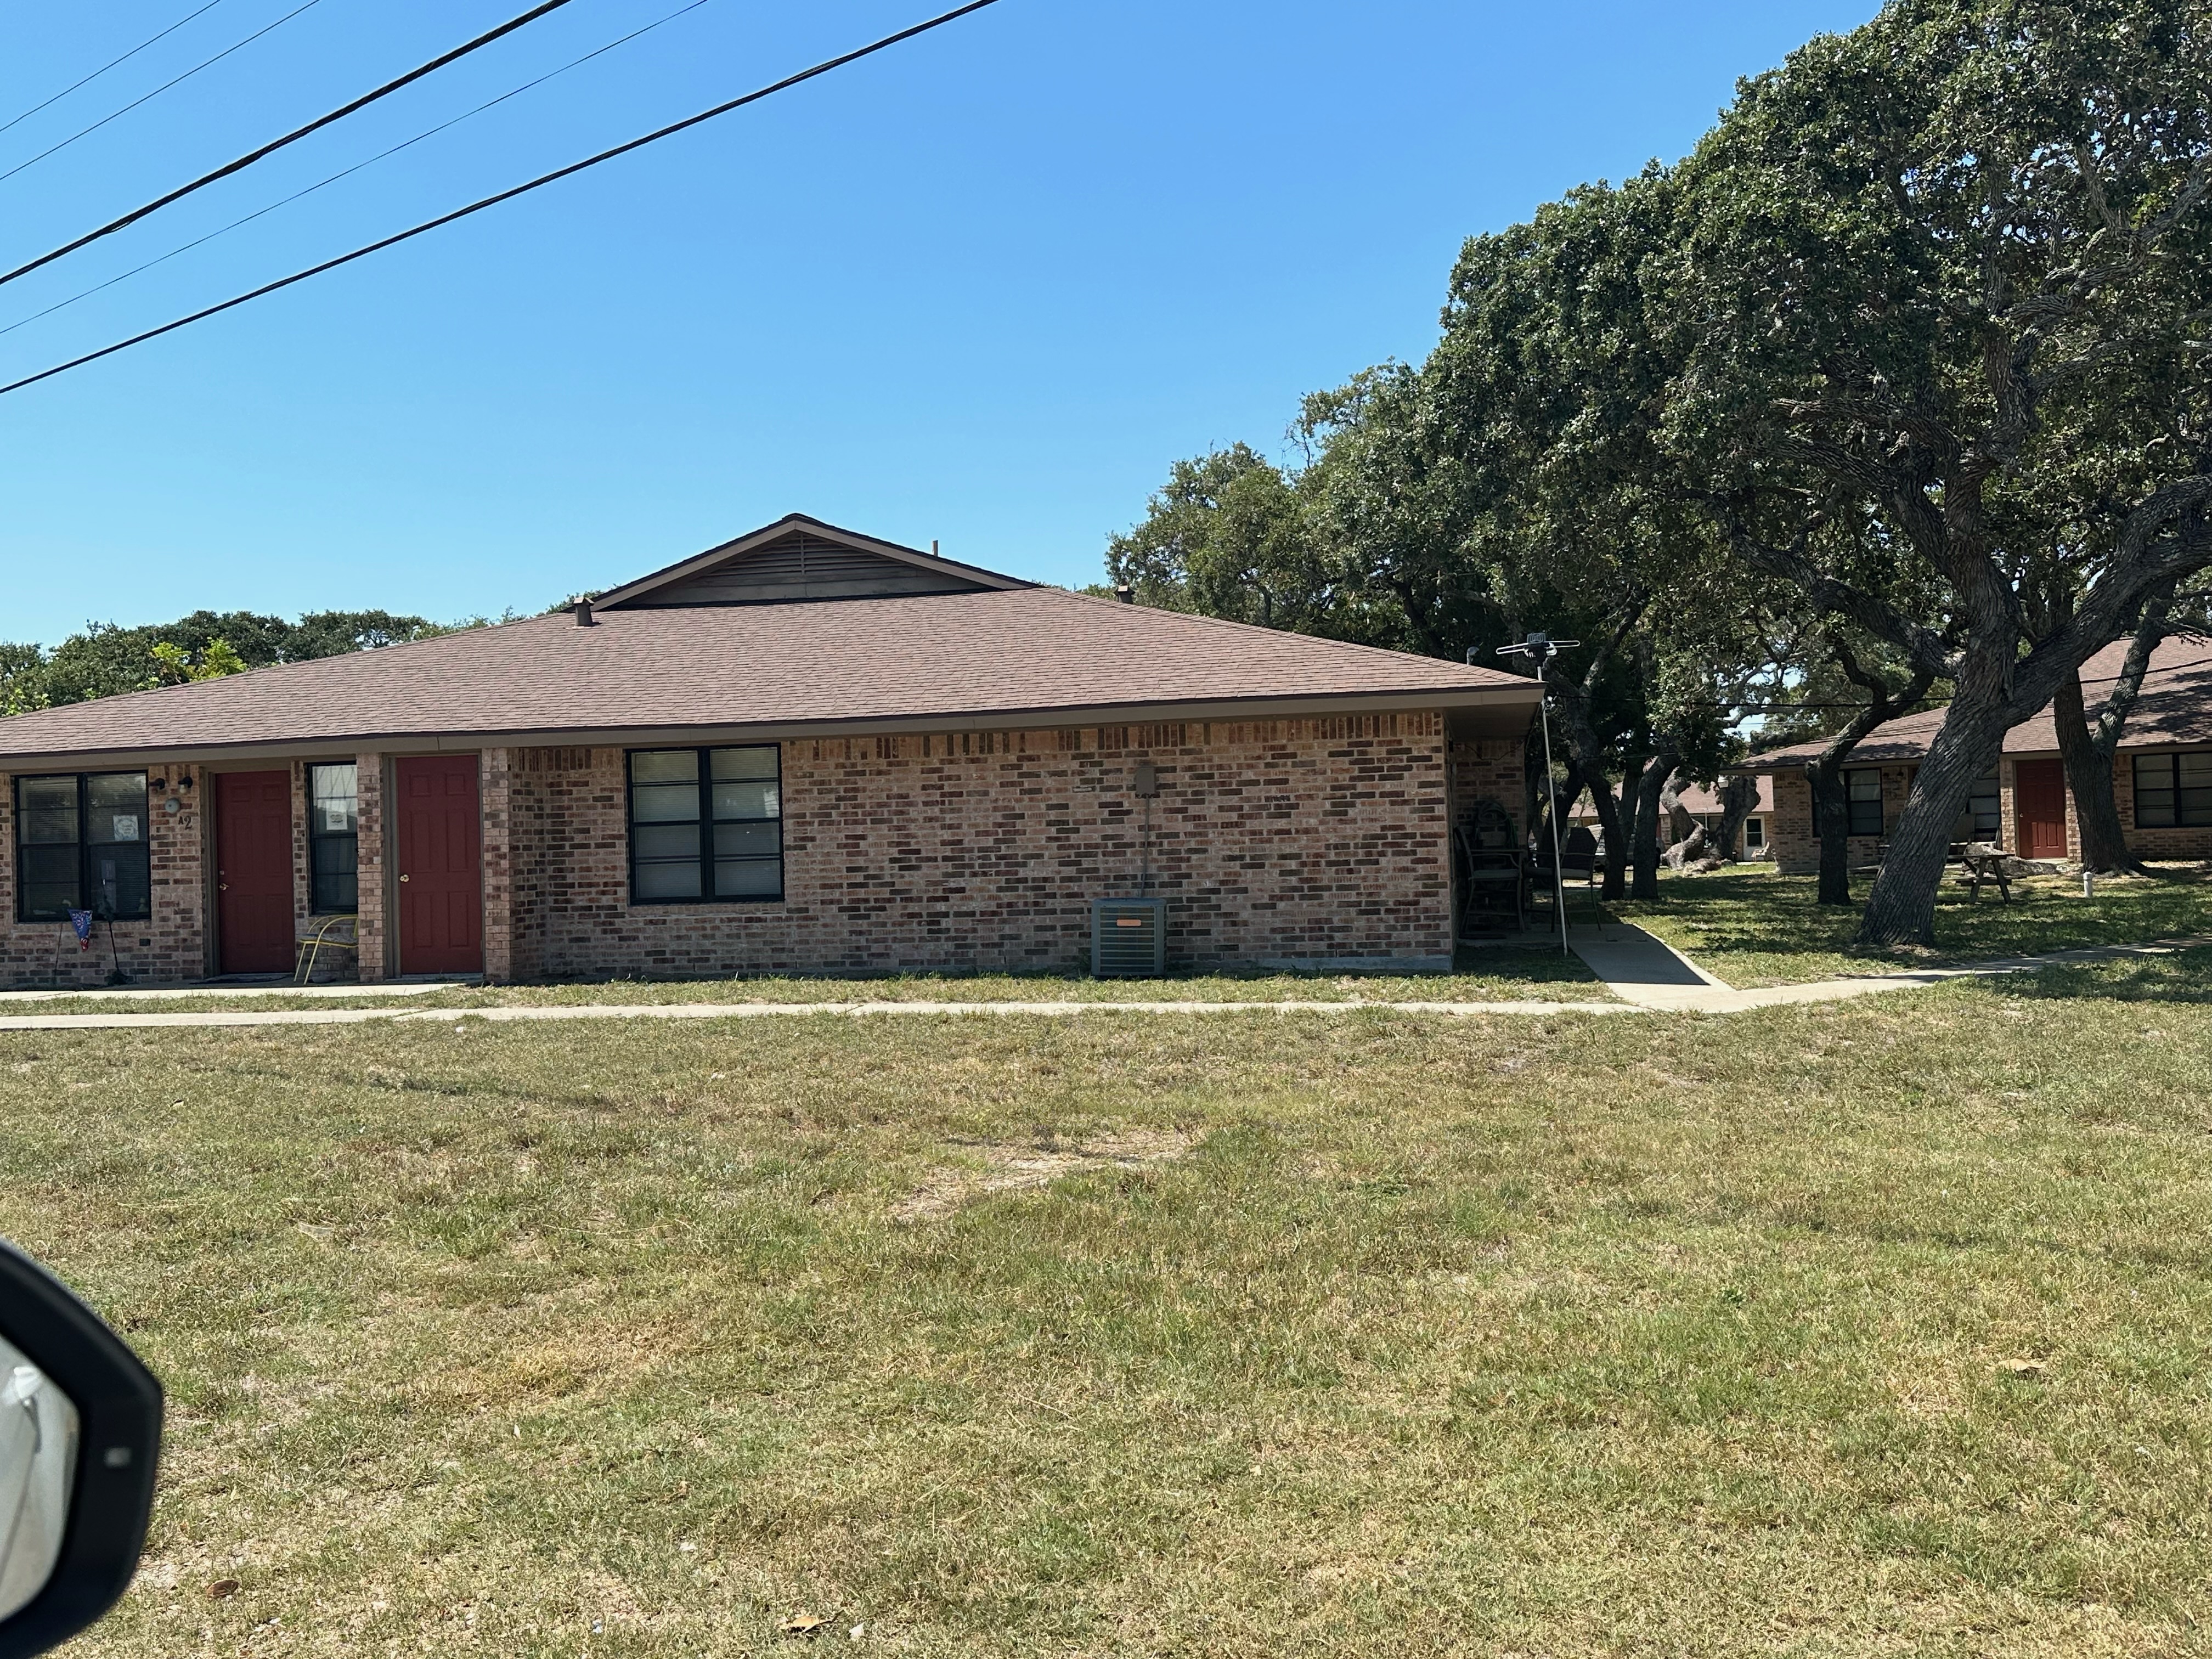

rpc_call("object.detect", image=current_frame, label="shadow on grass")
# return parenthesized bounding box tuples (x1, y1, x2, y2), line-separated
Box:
(1611, 865, 2212, 989)
(1989, 947, 2212, 1005)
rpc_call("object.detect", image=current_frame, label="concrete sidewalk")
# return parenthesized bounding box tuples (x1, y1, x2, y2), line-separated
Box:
(0, 934, 2197, 1031)
(1566, 923, 1731, 1011)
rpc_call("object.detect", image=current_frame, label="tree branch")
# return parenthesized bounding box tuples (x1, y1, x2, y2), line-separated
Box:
(1720, 507, 1955, 679)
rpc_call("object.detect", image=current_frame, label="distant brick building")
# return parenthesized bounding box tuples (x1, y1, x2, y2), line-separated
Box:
(0, 516, 1540, 987)
(1744, 636, 2212, 872)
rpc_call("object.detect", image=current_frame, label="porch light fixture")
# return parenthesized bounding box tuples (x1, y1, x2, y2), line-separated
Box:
(1489, 632, 1581, 957)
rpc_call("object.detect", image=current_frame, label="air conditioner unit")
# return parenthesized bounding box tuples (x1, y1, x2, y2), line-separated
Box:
(1091, 896, 1166, 978)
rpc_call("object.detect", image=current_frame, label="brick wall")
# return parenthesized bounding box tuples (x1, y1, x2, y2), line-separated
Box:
(1770, 749, 2212, 874)
(354, 754, 388, 981)
(0, 764, 207, 989)
(481, 748, 520, 984)
(2, 713, 1459, 984)
(1448, 738, 1526, 847)
(1765, 768, 1901, 876)
(507, 714, 1454, 977)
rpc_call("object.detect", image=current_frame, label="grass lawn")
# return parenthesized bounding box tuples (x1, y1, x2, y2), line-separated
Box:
(0, 951, 1616, 1018)
(4, 956, 2211, 1655)
(1611, 863, 2212, 987)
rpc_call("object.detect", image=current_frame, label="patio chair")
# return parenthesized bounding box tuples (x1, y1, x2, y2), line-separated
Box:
(1533, 825, 1600, 891)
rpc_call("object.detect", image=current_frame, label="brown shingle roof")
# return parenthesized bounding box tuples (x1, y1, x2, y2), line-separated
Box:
(1570, 776, 1774, 817)
(0, 585, 1537, 765)
(1744, 635, 2212, 768)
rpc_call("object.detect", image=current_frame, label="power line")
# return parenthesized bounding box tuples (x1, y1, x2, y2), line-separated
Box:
(0, 0, 718, 342)
(0, 0, 324, 188)
(0, 0, 1007, 399)
(0, 1, 227, 139)
(0, 0, 583, 292)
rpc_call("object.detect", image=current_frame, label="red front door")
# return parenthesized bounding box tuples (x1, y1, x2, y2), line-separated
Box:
(396, 756, 483, 975)
(2015, 759, 2069, 860)
(216, 770, 295, 975)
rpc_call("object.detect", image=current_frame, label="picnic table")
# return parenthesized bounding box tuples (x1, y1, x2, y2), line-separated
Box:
(1954, 842, 2015, 902)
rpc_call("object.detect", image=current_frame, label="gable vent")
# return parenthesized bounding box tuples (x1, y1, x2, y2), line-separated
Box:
(1091, 896, 1166, 978)
(624, 530, 989, 607)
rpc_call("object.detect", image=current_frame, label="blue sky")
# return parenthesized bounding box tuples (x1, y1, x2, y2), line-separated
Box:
(0, 0, 1877, 644)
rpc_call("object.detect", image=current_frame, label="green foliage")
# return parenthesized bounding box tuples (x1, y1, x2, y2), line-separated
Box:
(1, 608, 458, 712)
(1103, 443, 1339, 633)
(149, 639, 249, 685)
(1106, 0, 2212, 933)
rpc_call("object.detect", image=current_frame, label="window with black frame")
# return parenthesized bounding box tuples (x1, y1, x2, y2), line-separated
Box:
(2134, 752, 2212, 828)
(1967, 771, 2002, 839)
(627, 746, 782, 902)
(15, 773, 150, 922)
(1844, 769, 1884, 837)
(308, 763, 359, 912)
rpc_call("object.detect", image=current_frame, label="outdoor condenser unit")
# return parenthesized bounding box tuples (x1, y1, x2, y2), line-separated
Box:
(1091, 896, 1166, 978)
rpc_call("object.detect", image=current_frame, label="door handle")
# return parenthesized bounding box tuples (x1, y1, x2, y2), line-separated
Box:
(398, 874, 410, 883)
(218, 883, 228, 891)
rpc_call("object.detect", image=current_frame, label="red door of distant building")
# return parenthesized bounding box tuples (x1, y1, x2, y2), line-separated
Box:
(215, 770, 295, 975)
(396, 755, 483, 975)
(2015, 759, 2069, 859)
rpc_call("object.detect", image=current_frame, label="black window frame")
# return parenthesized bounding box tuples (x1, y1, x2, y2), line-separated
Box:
(14, 771, 151, 923)
(1966, 771, 2002, 839)
(2133, 751, 2212, 829)
(625, 745, 783, 905)
(1844, 768, 1884, 837)
(307, 762, 360, 914)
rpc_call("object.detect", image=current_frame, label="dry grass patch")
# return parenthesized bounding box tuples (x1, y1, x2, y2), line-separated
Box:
(892, 1127, 1198, 1221)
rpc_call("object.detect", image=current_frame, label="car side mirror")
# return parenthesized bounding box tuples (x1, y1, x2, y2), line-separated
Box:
(0, 1240, 161, 1659)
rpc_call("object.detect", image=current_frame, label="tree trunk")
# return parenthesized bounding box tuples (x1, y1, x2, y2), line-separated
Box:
(1859, 574, 2186, 942)
(2062, 591, 2172, 876)
(1530, 753, 1584, 858)
(1855, 691, 2010, 946)
(1664, 823, 1708, 870)
(2053, 672, 2145, 875)
(1552, 698, 1629, 900)
(1795, 640, 1939, 913)
(1709, 774, 1760, 861)
(1593, 781, 1629, 900)
(1658, 774, 1696, 847)
(1808, 759, 1855, 905)
(1627, 751, 1677, 900)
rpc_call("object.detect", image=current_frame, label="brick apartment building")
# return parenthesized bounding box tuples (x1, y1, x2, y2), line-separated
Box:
(1743, 635, 2212, 872)
(0, 516, 1542, 988)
